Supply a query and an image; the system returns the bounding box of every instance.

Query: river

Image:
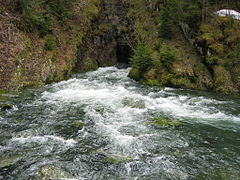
[0,66,240,179]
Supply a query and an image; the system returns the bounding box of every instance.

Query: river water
[0,66,240,180]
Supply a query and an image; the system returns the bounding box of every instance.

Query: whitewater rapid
[1,66,240,179]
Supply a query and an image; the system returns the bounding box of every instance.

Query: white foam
[9,135,76,147]
[37,66,240,157]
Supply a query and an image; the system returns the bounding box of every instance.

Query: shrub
[159,47,176,68]
[19,0,53,35]
[206,56,219,65]
[130,43,153,71]
[47,0,76,20]
[18,0,76,34]
[44,34,56,51]
[158,8,172,39]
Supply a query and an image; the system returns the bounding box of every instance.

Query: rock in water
[1,94,19,98]
[122,97,146,109]
[1,104,13,110]
[36,165,74,180]
[0,154,23,168]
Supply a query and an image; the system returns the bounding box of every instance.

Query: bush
[29,12,53,35]
[158,8,172,39]
[160,47,176,68]
[44,34,56,51]
[19,0,76,34]
[206,56,219,65]
[130,43,153,71]
[20,0,53,35]
[47,0,76,20]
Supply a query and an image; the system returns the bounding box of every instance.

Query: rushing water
[0,66,240,180]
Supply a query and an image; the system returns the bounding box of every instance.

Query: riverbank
[1,0,240,95]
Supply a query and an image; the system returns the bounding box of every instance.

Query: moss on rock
[0,154,23,168]
[213,66,238,94]
[36,165,74,180]
[105,155,130,164]
[152,117,181,127]
[0,104,14,110]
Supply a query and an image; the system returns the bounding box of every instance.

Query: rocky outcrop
[0,0,101,89]
[0,0,132,89]
[76,0,132,72]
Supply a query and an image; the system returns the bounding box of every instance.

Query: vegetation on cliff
[0,0,239,95]
[128,0,240,95]
[0,0,100,89]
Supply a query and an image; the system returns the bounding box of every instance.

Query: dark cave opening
[116,45,132,64]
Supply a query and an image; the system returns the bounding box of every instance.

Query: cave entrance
[116,45,132,64]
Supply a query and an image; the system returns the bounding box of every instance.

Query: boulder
[36,165,74,180]
[1,104,13,110]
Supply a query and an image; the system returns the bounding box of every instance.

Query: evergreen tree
[159,8,172,39]
[130,43,153,71]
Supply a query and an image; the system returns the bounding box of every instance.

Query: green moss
[169,77,194,89]
[152,117,181,127]
[44,34,56,51]
[206,56,219,66]
[213,66,238,94]
[36,165,74,180]
[122,97,146,109]
[128,68,142,81]
[72,122,85,129]
[83,58,98,72]
[0,104,13,110]
[105,156,130,164]
[117,25,128,34]
[81,0,100,19]
[143,79,163,87]
[95,23,112,34]
[0,90,20,102]
[0,154,23,168]
[159,46,177,69]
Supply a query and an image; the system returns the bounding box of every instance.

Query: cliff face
[0,0,102,89]
[76,0,131,72]
[0,0,131,90]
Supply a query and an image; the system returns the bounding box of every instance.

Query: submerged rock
[1,104,13,110]
[122,97,146,109]
[1,94,19,98]
[152,117,181,127]
[36,165,74,180]
[0,154,23,168]
[14,129,39,138]
[105,155,130,164]
[195,167,240,180]
[57,121,85,137]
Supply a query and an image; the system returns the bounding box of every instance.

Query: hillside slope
[0,0,239,95]
[128,0,240,95]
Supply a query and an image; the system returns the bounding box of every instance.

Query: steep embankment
[0,0,101,89]
[0,0,131,90]
[77,0,131,71]
[128,0,240,95]
[0,0,239,95]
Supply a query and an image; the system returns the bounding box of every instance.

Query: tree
[158,8,172,39]
[130,43,153,71]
